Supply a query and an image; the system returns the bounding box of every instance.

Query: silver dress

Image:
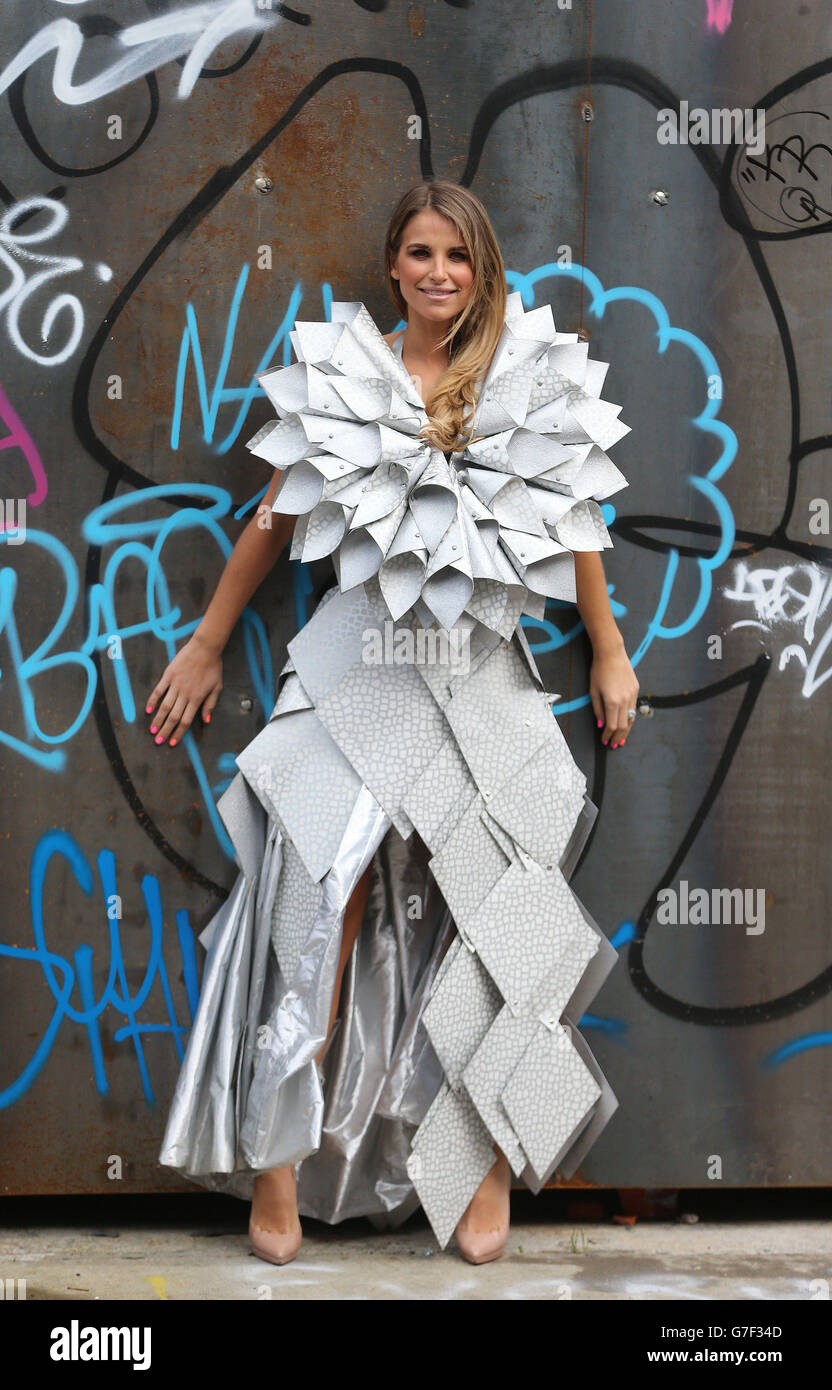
[158,296,631,1248]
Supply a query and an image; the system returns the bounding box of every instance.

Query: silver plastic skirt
[158,576,618,1248]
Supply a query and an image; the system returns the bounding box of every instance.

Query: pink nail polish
[169,738,177,747]
[205,713,211,724]
[155,734,163,745]
[150,725,157,734]
[612,742,618,748]
[145,705,153,715]
[596,719,603,727]
[602,738,608,745]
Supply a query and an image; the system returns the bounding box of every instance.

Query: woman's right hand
[145,630,224,748]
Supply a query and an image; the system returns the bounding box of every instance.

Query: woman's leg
[250,861,374,1237]
[316,860,373,1067]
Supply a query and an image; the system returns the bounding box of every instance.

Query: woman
[155,181,639,1266]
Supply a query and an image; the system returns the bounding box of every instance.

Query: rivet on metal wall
[580,101,593,123]
[651,189,669,206]
[254,175,273,193]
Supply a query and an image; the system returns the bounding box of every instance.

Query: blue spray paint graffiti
[0,826,632,1109]
[508,264,737,711]
[0,488,279,855]
[0,828,199,1108]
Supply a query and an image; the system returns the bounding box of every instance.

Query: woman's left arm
[573,551,639,749]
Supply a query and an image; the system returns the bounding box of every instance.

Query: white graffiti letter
[0,197,84,366]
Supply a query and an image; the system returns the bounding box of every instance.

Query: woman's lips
[419,287,456,298]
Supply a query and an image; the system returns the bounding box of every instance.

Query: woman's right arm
[145,468,297,748]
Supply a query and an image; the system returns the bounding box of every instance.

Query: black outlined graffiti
[2,33,831,1031]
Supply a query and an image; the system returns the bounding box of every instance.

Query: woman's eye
[407,249,468,259]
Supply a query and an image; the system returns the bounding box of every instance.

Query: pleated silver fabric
[158,655,455,1227]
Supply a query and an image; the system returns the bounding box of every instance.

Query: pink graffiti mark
[705,0,734,34]
[0,382,47,523]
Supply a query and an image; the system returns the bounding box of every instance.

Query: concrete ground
[2,1191,831,1300]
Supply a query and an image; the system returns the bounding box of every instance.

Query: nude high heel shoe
[454,1148,512,1264]
[249,1219,303,1266]
[249,1168,303,1266]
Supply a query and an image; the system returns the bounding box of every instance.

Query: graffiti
[0,383,46,511]
[0,829,199,1108]
[0,0,830,1193]
[735,111,832,231]
[764,1031,832,1068]
[509,260,736,706]
[723,559,832,698]
[0,487,274,867]
[0,196,92,367]
[704,0,734,35]
[0,0,278,107]
[0,824,628,1111]
[171,264,307,456]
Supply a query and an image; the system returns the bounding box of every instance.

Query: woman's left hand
[589,637,639,749]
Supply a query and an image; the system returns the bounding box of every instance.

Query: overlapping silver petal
[247,292,630,639]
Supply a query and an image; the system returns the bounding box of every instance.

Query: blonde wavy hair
[383,181,507,453]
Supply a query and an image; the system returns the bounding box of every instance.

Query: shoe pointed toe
[249,1220,303,1266]
[453,1148,512,1264]
[454,1226,507,1264]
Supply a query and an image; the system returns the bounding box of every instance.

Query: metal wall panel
[0,0,828,1193]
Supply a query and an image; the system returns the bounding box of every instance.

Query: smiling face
[388,207,475,326]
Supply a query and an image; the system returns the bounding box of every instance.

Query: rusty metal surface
[0,1,829,1194]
